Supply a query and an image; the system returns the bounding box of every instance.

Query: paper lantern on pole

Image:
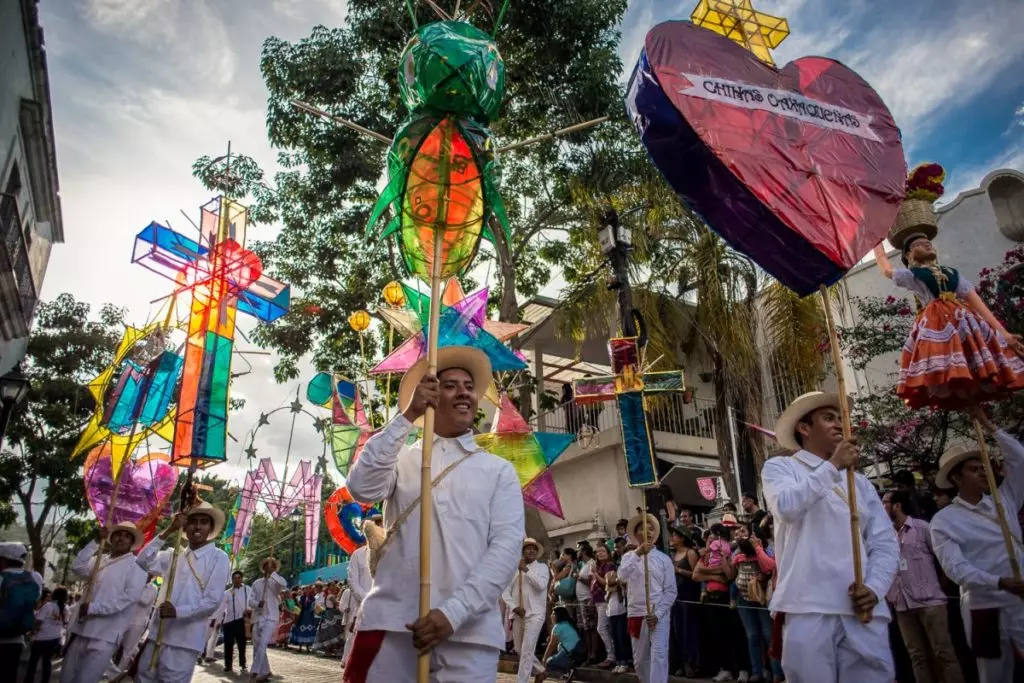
[348,310,371,333]
[383,281,406,308]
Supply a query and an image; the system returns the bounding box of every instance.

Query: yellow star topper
[691,0,790,66]
[70,322,177,473]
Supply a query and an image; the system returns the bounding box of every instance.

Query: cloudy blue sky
[34,0,1024,484]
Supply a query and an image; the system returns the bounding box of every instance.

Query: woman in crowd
[694,524,740,682]
[659,484,679,525]
[604,569,632,674]
[23,586,67,683]
[591,544,617,670]
[733,525,782,683]
[312,583,345,656]
[540,606,585,680]
[573,544,598,663]
[290,585,318,650]
[669,526,701,678]
[275,589,300,646]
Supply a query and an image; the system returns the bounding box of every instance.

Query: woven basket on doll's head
[889,198,938,249]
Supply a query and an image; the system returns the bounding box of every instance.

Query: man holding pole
[62,522,147,683]
[762,392,899,683]
[930,407,1024,683]
[249,557,287,682]
[615,512,676,683]
[135,501,231,683]
[501,538,549,683]
[344,346,524,682]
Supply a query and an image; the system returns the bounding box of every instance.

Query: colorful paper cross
[476,395,574,519]
[574,337,685,488]
[132,197,291,465]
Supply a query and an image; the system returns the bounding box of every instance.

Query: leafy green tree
[193,0,629,383]
[0,294,123,571]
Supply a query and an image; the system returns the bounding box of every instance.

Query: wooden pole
[637,505,652,618]
[819,285,868,623]
[973,418,1022,580]
[497,117,609,154]
[417,227,446,683]
[149,529,184,669]
[517,568,524,642]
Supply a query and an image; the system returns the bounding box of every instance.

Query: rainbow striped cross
[133,197,290,466]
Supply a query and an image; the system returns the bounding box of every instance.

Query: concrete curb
[497,658,707,682]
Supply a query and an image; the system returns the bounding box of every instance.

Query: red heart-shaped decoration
[627,21,906,295]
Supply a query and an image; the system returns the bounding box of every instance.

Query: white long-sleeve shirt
[347,414,525,649]
[931,429,1024,610]
[250,573,287,622]
[136,538,232,653]
[763,450,899,620]
[617,548,676,619]
[502,561,550,618]
[69,542,147,643]
[220,584,252,624]
[347,545,371,605]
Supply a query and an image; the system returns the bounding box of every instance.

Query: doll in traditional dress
[874,163,1024,409]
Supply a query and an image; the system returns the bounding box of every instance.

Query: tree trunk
[710,351,740,502]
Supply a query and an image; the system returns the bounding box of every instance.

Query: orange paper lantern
[348,310,371,332]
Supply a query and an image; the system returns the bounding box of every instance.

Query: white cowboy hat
[397,346,493,416]
[260,556,281,573]
[522,537,544,556]
[935,444,983,489]
[109,521,145,551]
[186,501,226,541]
[775,391,852,451]
[627,512,661,546]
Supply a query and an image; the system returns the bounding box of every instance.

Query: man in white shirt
[221,570,252,673]
[0,542,43,670]
[62,522,148,683]
[135,501,232,683]
[762,392,900,683]
[344,346,524,683]
[110,577,158,677]
[502,538,550,683]
[249,558,287,682]
[930,408,1024,683]
[616,513,676,683]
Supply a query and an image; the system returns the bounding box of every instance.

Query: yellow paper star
[691,0,790,66]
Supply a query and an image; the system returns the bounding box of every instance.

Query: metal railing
[0,193,36,331]
[533,396,719,443]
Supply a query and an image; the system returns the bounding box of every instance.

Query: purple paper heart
[85,451,177,525]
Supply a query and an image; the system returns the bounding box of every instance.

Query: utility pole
[599,208,637,337]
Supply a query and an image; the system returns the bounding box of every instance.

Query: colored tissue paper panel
[103,361,147,433]
[625,20,905,295]
[84,446,177,535]
[234,458,322,564]
[617,392,658,488]
[523,471,563,519]
[324,487,375,555]
[138,352,184,425]
[573,375,617,406]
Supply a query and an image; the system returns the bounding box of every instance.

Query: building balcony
[0,194,37,341]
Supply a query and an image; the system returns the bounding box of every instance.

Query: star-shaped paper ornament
[475,394,574,519]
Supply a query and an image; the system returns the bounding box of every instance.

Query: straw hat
[109,521,144,551]
[397,346,493,415]
[627,512,661,546]
[260,556,281,573]
[775,392,852,451]
[721,513,739,528]
[186,501,226,541]
[522,537,544,556]
[935,444,982,489]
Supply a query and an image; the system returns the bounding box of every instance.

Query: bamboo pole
[417,227,446,683]
[517,568,524,642]
[149,495,188,669]
[290,101,392,144]
[497,116,609,153]
[973,418,1022,580]
[637,505,652,619]
[819,285,868,623]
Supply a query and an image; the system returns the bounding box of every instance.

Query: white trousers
[59,636,117,683]
[630,616,670,683]
[250,617,278,676]
[511,615,544,683]
[781,613,894,683]
[343,608,362,666]
[360,631,500,683]
[135,641,200,683]
[962,600,1024,683]
[596,607,614,663]
[204,622,220,659]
